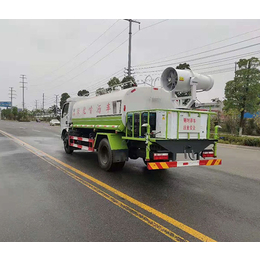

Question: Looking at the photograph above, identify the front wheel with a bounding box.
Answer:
[63,133,73,154]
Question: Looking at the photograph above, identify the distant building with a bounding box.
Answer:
[195,98,224,112]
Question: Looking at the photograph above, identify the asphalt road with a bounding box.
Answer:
[1,120,260,242]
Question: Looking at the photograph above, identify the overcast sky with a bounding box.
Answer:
[0,19,259,110]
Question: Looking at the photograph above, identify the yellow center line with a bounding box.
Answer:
[25,146,187,242]
[0,129,216,242]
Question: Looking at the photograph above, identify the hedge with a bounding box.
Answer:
[212,134,260,147]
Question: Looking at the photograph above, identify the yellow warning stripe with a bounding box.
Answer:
[214,159,222,165]
[149,163,159,170]
[160,162,169,169]
[206,159,213,166]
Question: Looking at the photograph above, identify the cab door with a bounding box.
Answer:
[61,103,69,132]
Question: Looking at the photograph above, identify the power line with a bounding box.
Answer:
[133,43,260,71]
[140,19,169,31]
[31,19,170,93]
[39,26,129,87]
[75,68,124,90]
[134,35,260,69]
[134,26,260,67]
[30,20,120,83]
[133,50,260,76]
[189,50,260,67]
[83,74,123,91]
[135,61,256,76]
[200,67,235,75]
[69,71,125,97]
[42,36,132,92]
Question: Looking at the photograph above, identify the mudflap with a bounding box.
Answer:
[112,149,128,163]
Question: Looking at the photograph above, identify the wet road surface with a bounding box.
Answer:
[1,120,260,241]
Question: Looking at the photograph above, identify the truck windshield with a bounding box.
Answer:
[62,103,69,118]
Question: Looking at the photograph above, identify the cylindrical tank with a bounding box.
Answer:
[161,67,214,93]
[71,86,173,130]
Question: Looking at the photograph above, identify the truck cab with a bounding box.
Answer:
[61,97,83,140]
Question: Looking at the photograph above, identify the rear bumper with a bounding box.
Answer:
[147,159,222,170]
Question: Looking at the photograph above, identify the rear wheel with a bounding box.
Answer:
[98,138,125,171]
[63,133,73,154]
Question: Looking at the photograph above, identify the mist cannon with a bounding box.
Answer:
[161,67,214,93]
[160,67,214,108]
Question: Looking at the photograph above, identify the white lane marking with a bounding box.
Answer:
[19,127,25,129]
[32,130,41,132]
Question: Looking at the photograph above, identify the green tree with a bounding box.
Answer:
[11,106,18,120]
[175,63,191,104]
[121,76,137,89]
[222,109,240,134]
[1,108,12,120]
[95,88,107,96]
[32,109,42,117]
[17,109,30,122]
[107,77,121,92]
[77,89,89,96]
[60,93,70,108]
[176,63,190,70]
[48,105,59,115]
[224,57,260,136]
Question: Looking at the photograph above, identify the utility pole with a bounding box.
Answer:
[124,19,140,77]
[20,75,27,110]
[9,87,16,107]
[55,94,59,116]
[35,100,38,110]
[42,93,45,112]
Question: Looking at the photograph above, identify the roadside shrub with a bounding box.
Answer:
[243,137,260,147]
[216,134,260,147]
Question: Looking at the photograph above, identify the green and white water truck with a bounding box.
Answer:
[60,67,222,171]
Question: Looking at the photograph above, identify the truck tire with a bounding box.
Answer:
[63,133,73,154]
[98,138,124,171]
